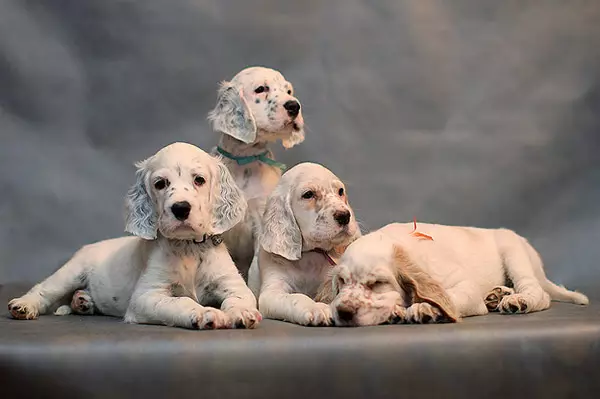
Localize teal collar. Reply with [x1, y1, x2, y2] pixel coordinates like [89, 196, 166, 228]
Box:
[216, 146, 287, 171]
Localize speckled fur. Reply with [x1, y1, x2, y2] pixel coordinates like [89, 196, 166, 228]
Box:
[8, 143, 260, 330]
[208, 67, 306, 280]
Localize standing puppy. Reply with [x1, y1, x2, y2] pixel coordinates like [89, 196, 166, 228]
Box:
[317, 222, 589, 326]
[208, 66, 305, 281]
[8, 143, 261, 330]
[255, 163, 361, 326]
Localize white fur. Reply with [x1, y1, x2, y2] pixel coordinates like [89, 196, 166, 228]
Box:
[8, 142, 261, 330]
[322, 222, 589, 326]
[254, 163, 361, 326]
[208, 66, 306, 280]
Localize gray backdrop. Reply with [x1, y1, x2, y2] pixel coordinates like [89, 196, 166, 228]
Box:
[1, 1, 598, 293]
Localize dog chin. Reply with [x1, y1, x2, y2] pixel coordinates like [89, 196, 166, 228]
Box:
[160, 223, 204, 240]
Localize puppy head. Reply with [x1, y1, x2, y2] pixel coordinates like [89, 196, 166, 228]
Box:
[208, 66, 305, 148]
[260, 162, 360, 261]
[125, 142, 246, 240]
[316, 232, 458, 327]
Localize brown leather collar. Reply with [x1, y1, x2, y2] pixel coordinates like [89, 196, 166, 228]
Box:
[310, 248, 337, 266]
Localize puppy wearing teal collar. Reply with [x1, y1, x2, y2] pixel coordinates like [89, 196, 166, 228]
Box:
[208, 66, 305, 283]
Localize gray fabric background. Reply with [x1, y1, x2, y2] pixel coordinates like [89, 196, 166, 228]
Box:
[1, 0, 598, 294]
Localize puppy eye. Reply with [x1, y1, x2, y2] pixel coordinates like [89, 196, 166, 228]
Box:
[338, 188, 344, 196]
[255, 86, 268, 94]
[368, 280, 386, 289]
[154, 178, 169, 190]
[287, 90, 292, 95]
[301, 190, 315, 200]
[194, 175, 206, 187]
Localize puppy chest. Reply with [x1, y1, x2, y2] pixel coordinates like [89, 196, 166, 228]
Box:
[291, 253, 334, 298]
[234, 163, 280, 200]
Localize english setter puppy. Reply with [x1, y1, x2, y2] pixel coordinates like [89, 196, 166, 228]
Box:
[317, 222, 589, 326]
[253, 163, 361, 326]
[208, 66, 305, 282]
[8, 142, 261, 330]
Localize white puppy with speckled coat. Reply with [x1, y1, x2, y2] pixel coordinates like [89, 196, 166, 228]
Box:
[208, 66, 305, 282]
[254, 163, 361, 326]
[8, 142, 261, 330]
[317, 222, 589, 326]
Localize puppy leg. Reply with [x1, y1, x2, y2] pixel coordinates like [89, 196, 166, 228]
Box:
[126, 291, 229, 330]
[198, 246, 262, 329]
[496, 231, 551, 314]
[260, 291, 333, 326]
[446, 280, 488, 318]
[8, 253, 88, 320]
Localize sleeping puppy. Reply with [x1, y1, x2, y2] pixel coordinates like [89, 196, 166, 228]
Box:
[8, 142, 261, 330]
[253, 163, 361, 326]
[317, 222, 589, 326]
[208, 66, 305, 281]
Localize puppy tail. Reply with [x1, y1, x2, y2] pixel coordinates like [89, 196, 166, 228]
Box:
[541, 278, 589, 305]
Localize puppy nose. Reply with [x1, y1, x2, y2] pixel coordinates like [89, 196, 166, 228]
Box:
[283, 100, 300, 117]
[171, 201, 191, 221]
[336, 305, 355, 322]
[333, 210, 351, 226]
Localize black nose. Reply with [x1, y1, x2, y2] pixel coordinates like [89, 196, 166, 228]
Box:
[171, 201, 191, 221]
[337, 307, 354, 322]
[283, 100, 300, 117]
[333, 210, 351, 226]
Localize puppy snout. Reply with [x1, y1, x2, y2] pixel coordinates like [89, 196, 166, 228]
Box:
[283, 100, 300, 118]
[333, 210, 351, 226]
[171, 201, 191, 221]
[336, 304, 356, 322]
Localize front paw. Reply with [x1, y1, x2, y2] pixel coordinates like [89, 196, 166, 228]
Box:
[299, 302, 333, 327]
[8, 298, 39, 320]
[226, 307, 262, 329]
[405, 302, 444, 324]
[191, 307, 229, 330]
[389, 304, 408, 324]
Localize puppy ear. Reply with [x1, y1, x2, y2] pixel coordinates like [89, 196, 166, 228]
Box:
[392, 245, 459, 322]
[260, 187, 302, 260]
[124, 158, 158, 240]
[210, 157, 247, 234]
[281, 125, 305, 149]
[208, 81, 257, 143]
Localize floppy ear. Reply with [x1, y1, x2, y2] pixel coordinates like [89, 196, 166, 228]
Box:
[392, 245, 459, 322]
[210, 158, 247, 234]
[208, 81, 257, 143]
[281, 125, 305, 149]
[315, 270, 337, 304]
[124, 158, 158, 240]
[260, 187, 302, 260]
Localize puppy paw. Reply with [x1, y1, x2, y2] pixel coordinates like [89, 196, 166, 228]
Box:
[8, 298, 39, 320]
[70, 290, 95, 315]
[405, 302, 444, 324]
[300, 302, 333, 326]
[484, 286, 515, 312]
[389, 304, 408, 324]
[226, 307, 262, 329]
[499, 294, 531, 314]
[54, 305, 73, 316]
[191, 307, 229, 330]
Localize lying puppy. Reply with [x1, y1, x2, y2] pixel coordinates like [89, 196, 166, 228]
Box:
[317, 222, 589, 326]
[208, 66, 305, 281]
[8, 142, 261, 330]
[253, 163, 361, 326]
